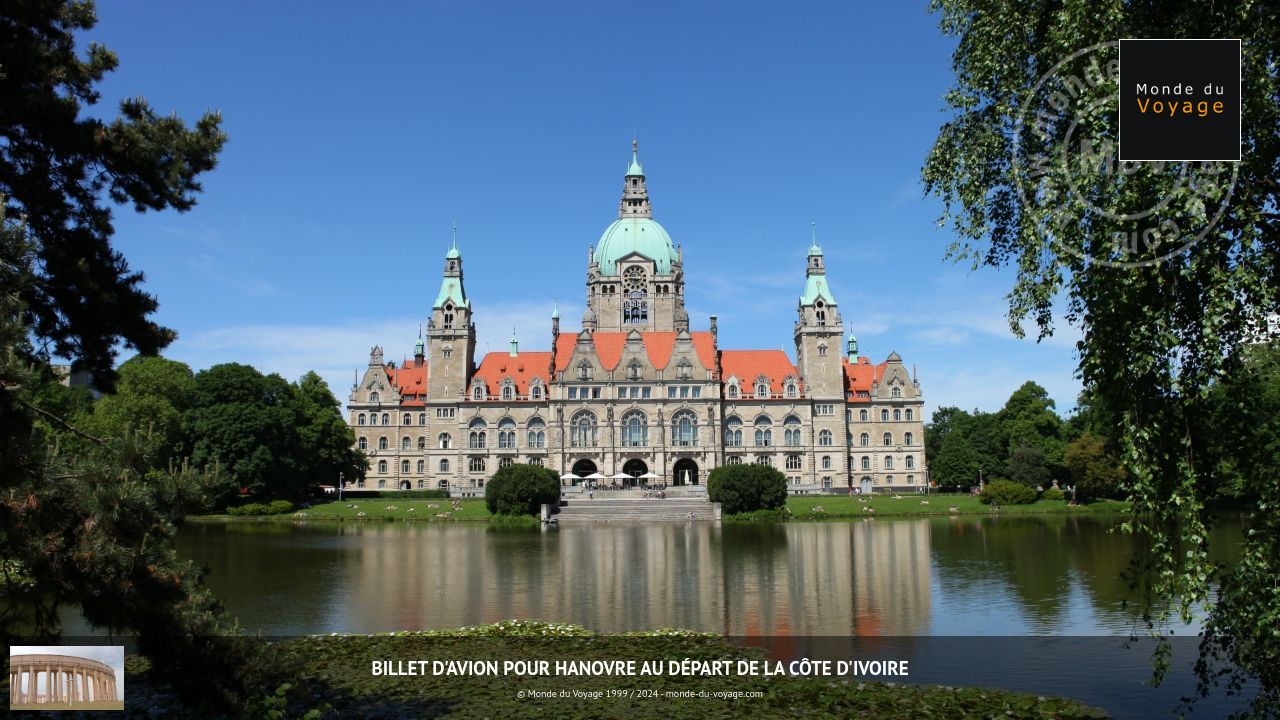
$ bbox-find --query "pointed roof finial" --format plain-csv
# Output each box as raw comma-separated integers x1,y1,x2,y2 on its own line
446,221,460,259
808,220,823,256
627,138,644,176
552,298,559,319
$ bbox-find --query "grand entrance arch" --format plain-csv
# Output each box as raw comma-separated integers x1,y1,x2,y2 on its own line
672,458,699,486
622,458,648,488
571,459,597,484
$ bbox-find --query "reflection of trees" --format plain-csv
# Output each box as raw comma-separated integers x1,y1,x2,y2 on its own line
930,516,1076,630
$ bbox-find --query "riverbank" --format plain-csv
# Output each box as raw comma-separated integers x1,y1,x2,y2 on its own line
107,621,1106,719
187,495,1128,524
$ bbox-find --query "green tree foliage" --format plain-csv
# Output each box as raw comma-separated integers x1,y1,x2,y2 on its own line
978,479,1037,506
924,1,1280,711
1006,443,1051,488
0,0,226,387
185,363,362,502
79,355,194,470
707,464,788,515
485,464,561,516
1064,431,1126,501
997,382,1065,474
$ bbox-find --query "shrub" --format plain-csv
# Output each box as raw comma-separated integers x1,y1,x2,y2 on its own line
706,464,788,515
1041,487,1065,502
485,464,560,516
226,500,294,516
979,479,1037,505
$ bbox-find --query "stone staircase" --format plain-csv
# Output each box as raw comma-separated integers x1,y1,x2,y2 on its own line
554,496,717,522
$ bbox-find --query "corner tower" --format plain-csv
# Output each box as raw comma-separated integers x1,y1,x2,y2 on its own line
586,140,686,332
794,224,844,399
427,231,476,400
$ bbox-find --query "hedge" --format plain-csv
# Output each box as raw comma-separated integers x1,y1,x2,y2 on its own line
226,499,295,516
978,480,1037,505
706,464,788,515
485,464,560,516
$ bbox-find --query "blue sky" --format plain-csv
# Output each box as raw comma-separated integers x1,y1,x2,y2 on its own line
89,1,1081,418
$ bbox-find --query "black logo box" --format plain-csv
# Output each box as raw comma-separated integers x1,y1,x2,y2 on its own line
1118,38,1241,162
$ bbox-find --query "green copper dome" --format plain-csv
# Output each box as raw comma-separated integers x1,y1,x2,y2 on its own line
594,217,677,276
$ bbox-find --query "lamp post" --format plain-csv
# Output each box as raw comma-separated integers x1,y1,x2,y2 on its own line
338,472,343,502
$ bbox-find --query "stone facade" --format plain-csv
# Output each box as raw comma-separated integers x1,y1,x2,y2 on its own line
346,144,927,494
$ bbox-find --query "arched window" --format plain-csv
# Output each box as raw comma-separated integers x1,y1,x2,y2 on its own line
377,460,387,473
571,410,597,447
527,418,546,448
378,436,388,451
905,409,914,421
783,415,802,446
529,379,543,400
443,304,454,328
469,457,485,472
472,382,486,401
822,455,832,470
861,455,871,470
905,455,915,469
401,460,410,473
755,378,770,398
401,436,411,451
881,409,890,422
784,378,798,398
419,412,426,425
403,413,411,425
671,410,697,446
369,392,380,403
357,413,366,426
904,431,914,445
418,436,426,450
724,417,743,446
786,454,802,470
884,456,894,470
619,411,646,447
818,429,833,446
883,432,893,446
726,381,739,399
859,409,868,422
357,437,368,451
501,380,515,401
438,432,452,449
499,457,514,469
726,455,743,465
893,409,901,421
907,475,915,485
498,417,517,448
754,416,773,447
440,459,449,473
417,459,425,474
468,418,487,448
860,432,870,447
892,386,902,398
381,413,390,425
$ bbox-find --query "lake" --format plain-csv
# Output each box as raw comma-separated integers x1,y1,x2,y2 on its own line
173,514,1251,718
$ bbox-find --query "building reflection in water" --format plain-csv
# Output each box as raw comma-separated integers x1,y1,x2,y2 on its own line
317,519,932,637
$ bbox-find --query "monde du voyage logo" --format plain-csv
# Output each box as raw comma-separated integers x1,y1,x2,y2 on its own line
1119,38,1241,161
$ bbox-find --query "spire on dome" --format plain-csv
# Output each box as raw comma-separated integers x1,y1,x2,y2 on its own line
627,137,644,176
846,326,858,359
551,299,559,319
446,221,460,258
509,327,519,357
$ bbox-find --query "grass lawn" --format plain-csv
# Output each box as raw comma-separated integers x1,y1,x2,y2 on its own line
113,621,1106,719
188,498,502,523
784,494,1128,520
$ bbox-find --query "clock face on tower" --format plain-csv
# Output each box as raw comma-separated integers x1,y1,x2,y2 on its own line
624,266,646,291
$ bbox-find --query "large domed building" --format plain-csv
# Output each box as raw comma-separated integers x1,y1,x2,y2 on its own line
347,143,927,495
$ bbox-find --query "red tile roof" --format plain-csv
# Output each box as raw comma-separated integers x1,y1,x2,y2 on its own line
383,363,428,406
471,352,553,399
719,350,800,394
842,356,887,402
553,331,716,372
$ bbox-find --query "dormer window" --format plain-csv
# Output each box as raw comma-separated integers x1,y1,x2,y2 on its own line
756,379,770,398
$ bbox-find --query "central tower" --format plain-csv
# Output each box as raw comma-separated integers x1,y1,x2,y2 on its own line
585,141,687,332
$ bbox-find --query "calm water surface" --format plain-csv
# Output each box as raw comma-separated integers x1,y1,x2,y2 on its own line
175,514,1240,637
172,515,1251,718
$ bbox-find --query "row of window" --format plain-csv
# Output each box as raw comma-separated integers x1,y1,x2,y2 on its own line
852,408,916,422
373,456,543,475
856,454,918,470
359,401,915,425
569,409,698,448
472,381,545,402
